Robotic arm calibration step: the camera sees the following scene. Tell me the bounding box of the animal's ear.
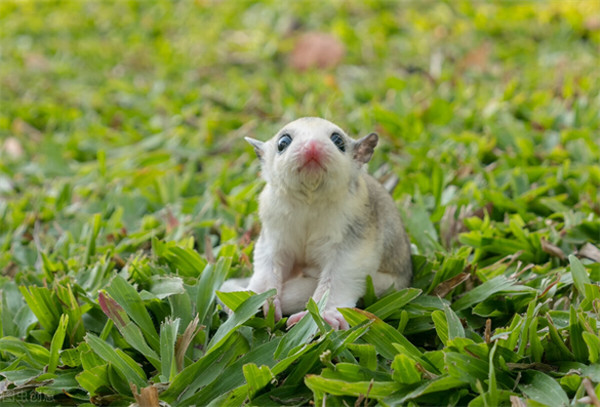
[245,137,265,160]
[353,132,378,164]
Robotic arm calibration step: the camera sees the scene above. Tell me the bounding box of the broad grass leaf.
[569,254,590,296]
[391,354,421,384]
[518,370,569,407]
[384,375,465,404]
[48,314,68,374]
[242,364,274,397]
[0,368,45,387]
[36,370,81,398]
[432,310,449,345]
[150,275,186,299]
[99,291,161,369]
[319,362,392,383]
[83,213,101,265]
[582,332,600,364]
[155,241,208,278]
[159,318,180,382]
[216,290,253,312]
[528,317,544,363]
[445,352,489,386]
[176,337,282,406]
[108,363,134,395]
[0,336,50,369]
[61,348,81,367]
[304,375,400,400]
[85,333,147,390]
[18,285,61,332]
[277,342,327,388]
[400,205,441,254]
[569,306,589,363]
[196,257,230,325]
[206,289,275,354]
[451,275,514,311]
[581,283,600,311]
[365,288,421,319]
[347,343,377,370]
[161,332,247,403]
[444,302,465,340]
[105,275,160,351]
[340,308,439,373]
[306,297,329,333]
[432,304,464,346]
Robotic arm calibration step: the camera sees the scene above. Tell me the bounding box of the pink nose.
[302,140,324,164]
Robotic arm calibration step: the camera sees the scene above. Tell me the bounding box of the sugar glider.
[220,117,412,329]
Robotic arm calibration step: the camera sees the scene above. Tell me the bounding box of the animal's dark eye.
[330,132,345,152]
[278,134,292,152]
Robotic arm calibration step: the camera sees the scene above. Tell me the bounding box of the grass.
[1,0,599,405]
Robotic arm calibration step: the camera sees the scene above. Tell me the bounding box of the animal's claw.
[286,310,309,328]
[263,297,282,321]
[322,309,349,330]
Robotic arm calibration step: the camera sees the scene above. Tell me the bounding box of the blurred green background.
[1,0,599,275]
[2,0,598,242]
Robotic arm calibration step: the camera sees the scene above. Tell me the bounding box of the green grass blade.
[105,275,160,351]
[0,336,50,369]
[518,370,569,407]
[85,333,147,390]
[305,375,400,400]
[206,289,275,354]
[568,254,590,296]
[451,276,514,311]
[242,363,274,397]
[365,288,422,319]
[47,313,69,374]
[196,257,230,324]
[159,317,180,382]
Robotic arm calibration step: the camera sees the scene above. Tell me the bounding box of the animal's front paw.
[286,310,308,328]
[263,296,282,321]
[322,309,349,330]
[286,309,350,330]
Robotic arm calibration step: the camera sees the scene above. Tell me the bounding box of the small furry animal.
[220,117,412,329]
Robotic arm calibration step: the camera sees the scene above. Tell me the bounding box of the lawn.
[0,1,599,406]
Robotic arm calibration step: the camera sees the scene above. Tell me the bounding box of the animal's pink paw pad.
[286,310,308,328]
[322,309,349,330]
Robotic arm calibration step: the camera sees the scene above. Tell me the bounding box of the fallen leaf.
[585,16,600,31]
[578,243,600,263]
[2,137,24,159]
[432,271,470,298]
[25,53,50,71]
[541,238,566,260]
[176,315,202,372]
[12,118,42,140]
[130,384,160,407]
[582,378,600,407]
[510,395,527,407]
[289,32,345,71]
[457,42,492,73]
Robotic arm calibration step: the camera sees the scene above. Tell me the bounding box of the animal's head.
[246,117,378,196]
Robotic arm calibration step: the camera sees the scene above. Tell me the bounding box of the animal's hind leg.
[280,275,318,315]
[372,272,406,296]
[217,278,250,314]
[219,277,251,293]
